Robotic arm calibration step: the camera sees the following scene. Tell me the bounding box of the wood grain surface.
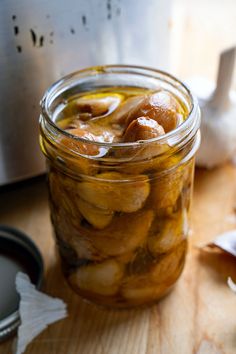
[0,163,235,354]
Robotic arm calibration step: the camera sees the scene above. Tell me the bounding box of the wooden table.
[0,163,235,354]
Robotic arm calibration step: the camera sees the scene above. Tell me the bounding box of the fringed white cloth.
[15,272,67,354]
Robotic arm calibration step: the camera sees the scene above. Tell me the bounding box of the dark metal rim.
[0,225,44,341]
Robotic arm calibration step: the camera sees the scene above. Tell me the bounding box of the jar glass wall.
[40,66,200,308]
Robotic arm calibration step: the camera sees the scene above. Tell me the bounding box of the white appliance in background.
[0,0,172,185]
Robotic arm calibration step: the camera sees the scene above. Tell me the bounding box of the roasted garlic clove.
[149,166,183,212]
[63,127,99,155]
[52,211,101,261]
[77,198,114,229]
[150,240,187,284]
[68,259,123,296]
[120,116,166,161]
[181,159,195,211]
[121,240,187,303]
[110,95,145,125]
[125,91,184,132]
[49,172,80,220]
[123,117,165,142]
[89,210,154,257]
[56,128,100,175]
[148,211,188,255]
[56,209,153,260]
[76,94,122,117]
[126,247,154,275]
[121,277,167,303]
[76,171,150,213]
[49,172,99,260]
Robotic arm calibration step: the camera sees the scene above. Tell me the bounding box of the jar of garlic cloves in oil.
[40,66,200,308]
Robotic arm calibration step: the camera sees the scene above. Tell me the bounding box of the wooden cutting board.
[0,163,236,354]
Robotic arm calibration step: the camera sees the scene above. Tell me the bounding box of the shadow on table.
[197,249,236,283]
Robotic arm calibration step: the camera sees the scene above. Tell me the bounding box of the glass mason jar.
[39,66,200,308]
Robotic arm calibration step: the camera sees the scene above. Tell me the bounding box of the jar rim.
[40,64,200,148]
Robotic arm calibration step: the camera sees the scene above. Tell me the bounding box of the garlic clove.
[15,272,67,354]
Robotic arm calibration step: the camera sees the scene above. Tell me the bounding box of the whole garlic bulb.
[197,94,236,168]
[186,47,236,169]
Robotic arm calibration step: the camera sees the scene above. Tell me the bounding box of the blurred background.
[0,0,235,186]
[170,0,236,85]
